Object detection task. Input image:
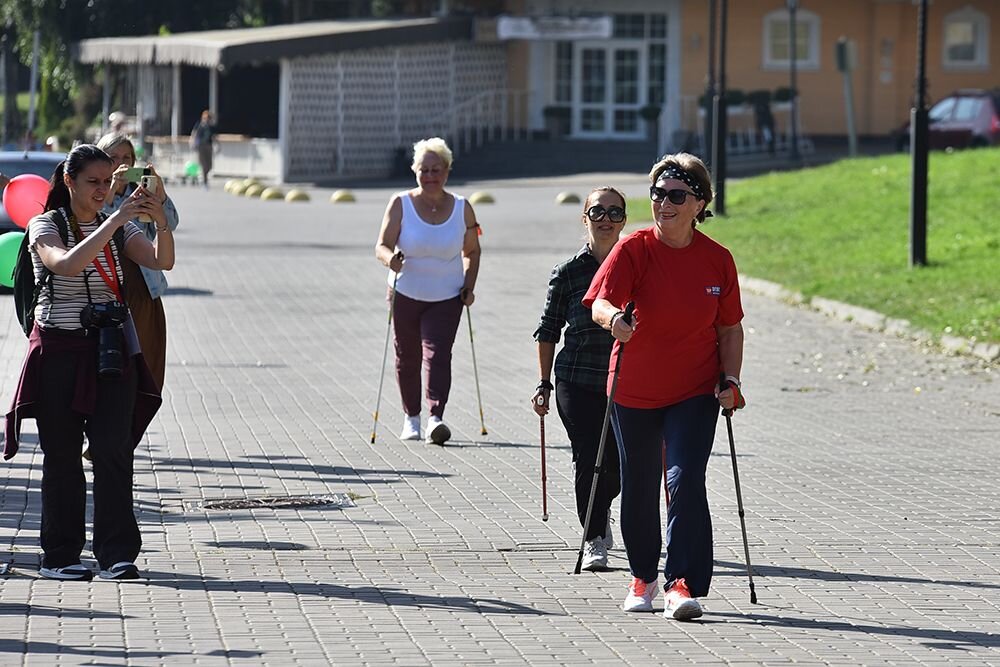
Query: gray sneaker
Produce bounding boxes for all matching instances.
[39,563,93,581]
[581,538,609,571]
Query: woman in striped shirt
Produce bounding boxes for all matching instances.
[4,144,174,581]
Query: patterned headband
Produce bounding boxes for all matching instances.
[657,165,705,200]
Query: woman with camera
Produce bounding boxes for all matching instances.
[3,144,174,581]
[97,132,179,389]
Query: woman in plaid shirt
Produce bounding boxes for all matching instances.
[531,186,627,571]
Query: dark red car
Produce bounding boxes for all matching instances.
[895,89,1000,151]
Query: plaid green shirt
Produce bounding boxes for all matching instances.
[533,246,614,393]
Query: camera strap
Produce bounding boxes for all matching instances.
[68,213,123,303]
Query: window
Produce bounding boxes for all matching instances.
[554,42,573,104]
[952,97,984,122]
[762,9,820,70]
[943,8,989,69]
[928,97,957,122]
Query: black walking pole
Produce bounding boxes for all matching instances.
[720,373,757,603]
[538,403,548,522]
[574,302,634,575]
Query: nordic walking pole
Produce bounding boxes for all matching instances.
[720,373,757,604]
[537,398,548,521]
[574,302,633,574]
[370,254,402,444]
[465,304,487,436]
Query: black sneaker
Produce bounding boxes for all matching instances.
[39,564,93,581]
[99,561,140,580]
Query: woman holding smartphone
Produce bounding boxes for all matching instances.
[97,132,179,390]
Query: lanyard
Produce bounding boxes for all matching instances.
[70,214,123,303]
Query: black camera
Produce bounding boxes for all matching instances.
[80,302,129,378]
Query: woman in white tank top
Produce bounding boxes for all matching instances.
[375,137,482,445]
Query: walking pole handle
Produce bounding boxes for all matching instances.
[621,302,635,326]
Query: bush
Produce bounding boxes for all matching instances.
[542,105,571,120]
[639,104,662,122]
[774,87,798,102]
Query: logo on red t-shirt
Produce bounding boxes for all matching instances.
[705,286,721,296]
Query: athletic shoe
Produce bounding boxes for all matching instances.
[426,416,451,445]
[623,576,658,612]
[399,415,421,441]
[99,562,140,580]
[664,578,703,621]
[39,563,93,581]
[581,538,609,571]
[602,517,614,551]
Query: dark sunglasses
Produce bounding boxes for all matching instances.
[650,186,699,205]
[586,205,626,223]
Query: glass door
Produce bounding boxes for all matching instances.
[573,42,646,139]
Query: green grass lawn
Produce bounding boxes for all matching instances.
[627,148,1000,343]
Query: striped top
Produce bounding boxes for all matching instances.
[27,209,141,330]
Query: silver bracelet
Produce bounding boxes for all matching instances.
[155,224,170,233]
[609,310,625,330]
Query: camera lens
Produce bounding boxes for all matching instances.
[97,326,125,378]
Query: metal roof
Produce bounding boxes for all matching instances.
[74,17,472,69]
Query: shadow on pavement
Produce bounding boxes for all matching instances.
[0,603,126,620]
[142,574,556,616]
[149,456,453,482]
[0,639,185,659]
[716,559,1000,591]
[710,610,1000,651]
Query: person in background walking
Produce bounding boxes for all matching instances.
[190,110,216,188]
[97,132,179,390]
[583,153,746,621]
[3,144,173,581]
[374,137,481,445]
[531,186,627,571]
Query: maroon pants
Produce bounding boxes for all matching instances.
[392,292,464,419]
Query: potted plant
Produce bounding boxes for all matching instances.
[773,87,797,108]
[543,105,571,139]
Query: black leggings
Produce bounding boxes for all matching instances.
[555,380,621,541]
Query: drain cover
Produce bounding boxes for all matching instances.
[198,494,356,511]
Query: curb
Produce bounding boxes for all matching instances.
[740,276,999,365]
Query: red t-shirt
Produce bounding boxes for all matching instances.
[583,227,743,409]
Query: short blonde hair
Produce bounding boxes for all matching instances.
[96,132,136,165]
[411,137,453,172]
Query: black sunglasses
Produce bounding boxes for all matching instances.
[586,205,626,223]
[650,186,698,205]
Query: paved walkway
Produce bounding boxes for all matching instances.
[1,176,998,665]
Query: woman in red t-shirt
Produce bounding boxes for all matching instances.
[583,153,746,621]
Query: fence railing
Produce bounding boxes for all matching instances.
[443,89,536,157]
[680,95,815,157]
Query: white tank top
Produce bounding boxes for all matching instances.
[388,192,466,302]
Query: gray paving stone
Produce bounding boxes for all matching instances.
[1,177,998,665]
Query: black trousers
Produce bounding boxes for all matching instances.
[555,380,621,541]
[35,346,140,569]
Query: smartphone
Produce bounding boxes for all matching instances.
[138,172,159,223]
[124,166,149,183]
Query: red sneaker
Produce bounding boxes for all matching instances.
[663,578,703,621]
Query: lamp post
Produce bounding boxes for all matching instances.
[787,0,800,164]
[910,0,929,267]
[704,0,717,164]
[711,0,728,215]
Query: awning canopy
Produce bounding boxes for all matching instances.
[74,17,472,69]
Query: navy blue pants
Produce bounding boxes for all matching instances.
[611,394,719,597]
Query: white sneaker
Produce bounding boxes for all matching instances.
[623,576,658,612]
[426,416,451,445]
[399,415,421,441]
[663,578,703,621]
[602,517,614,551]
[581,538,609,571]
